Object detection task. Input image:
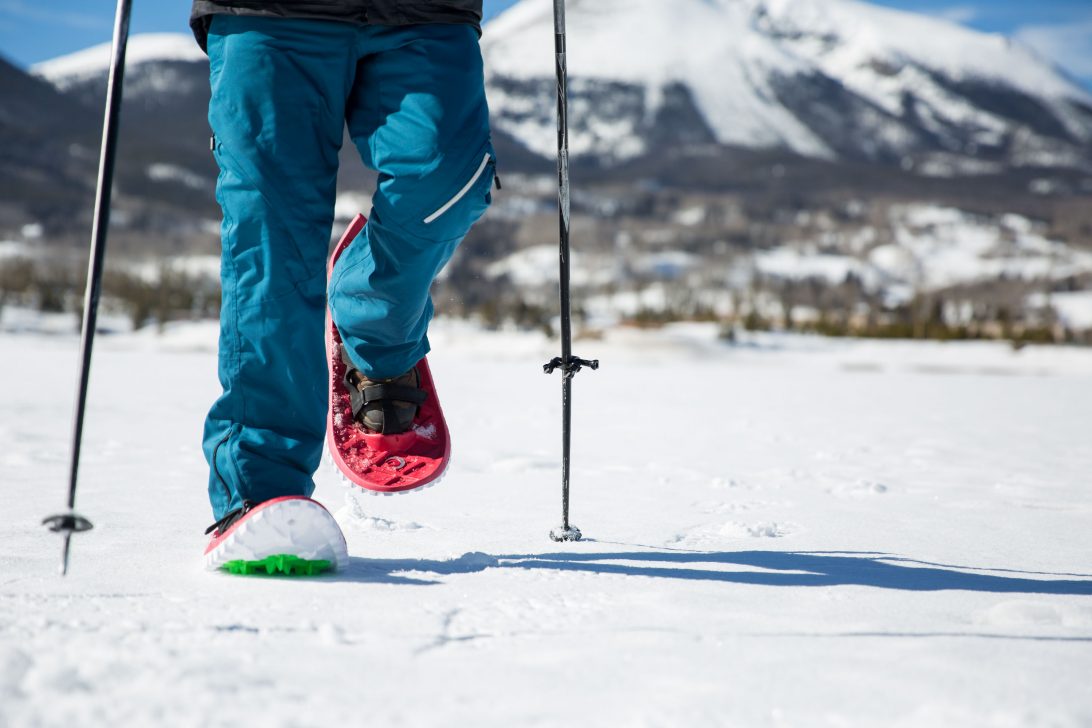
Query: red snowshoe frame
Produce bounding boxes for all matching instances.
[325,214,451,495]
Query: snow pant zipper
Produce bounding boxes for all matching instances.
[423,152,494,224]
[211,429,233,511]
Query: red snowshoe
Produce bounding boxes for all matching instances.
[326,214,452,495]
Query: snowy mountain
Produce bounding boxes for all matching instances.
[30,33,212,159]
[20,35,220,238]
[6,21,1092,348]
[0,55,101,233]
[482,0,1092,172]
[32,33,207,93]
[25,34,385,234]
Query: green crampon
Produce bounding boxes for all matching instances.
[221,554,333,577]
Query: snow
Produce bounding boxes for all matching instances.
[488,0,1080,110]
[673,205,707,227]
[0,241,32,260]
[484,0,832,157]
[122,255,222,285]
[31,34,206,89]
[485,243,559,286]
[485,244,615,288]
[751,206,1092,303]
[482,0,1092,159]
[334,192,372,222]
[488,245,701,286]
[0,308,133,336]
[146,163,209,191]
[1029,291,1092,330]
[2,320,1092,725]
[759,0,1090,103]
[755,246,869,285]
[888,206,1092,290]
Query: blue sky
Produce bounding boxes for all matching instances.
[1,0,1090,87]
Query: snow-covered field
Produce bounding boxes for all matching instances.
[3,320,1092,727]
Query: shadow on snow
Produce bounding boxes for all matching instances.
[335,546,1092,595]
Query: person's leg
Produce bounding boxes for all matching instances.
[203,16,357,519]
[329,24,495,380]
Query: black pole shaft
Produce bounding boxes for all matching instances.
[544,0,595,542]
[553,0,574,532]
[66,0,131,510]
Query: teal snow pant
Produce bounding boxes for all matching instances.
[202,16,495,519]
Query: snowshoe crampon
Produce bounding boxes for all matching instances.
[326,214,452,495]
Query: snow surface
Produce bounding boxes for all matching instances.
[3,320,1092,726]
[31,34,206,89]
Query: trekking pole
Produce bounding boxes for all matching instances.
[543,0,598,543]
[42,0,133,575]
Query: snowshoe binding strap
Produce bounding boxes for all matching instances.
[341,353,428,435]
[205,500,255,536]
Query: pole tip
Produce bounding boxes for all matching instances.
[43,512,93,577]
[550,525,583,542]
[59,533,72,577]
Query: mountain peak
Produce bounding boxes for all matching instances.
[31,33,205,89]
[485,0,1088,102]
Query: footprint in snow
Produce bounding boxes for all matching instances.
[336,493,426,531]
[669,520,798,547]
[485,455,556,473]
[698,500,789,514]
[726,521,796,538]
[827,480,890,497]
[974,600,1092,629]
[0,647,31,699]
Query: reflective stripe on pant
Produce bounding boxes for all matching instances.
[203,16,493,519]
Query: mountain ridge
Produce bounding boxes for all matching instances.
[31,34,207,91]
[11,1,1092,242]
[482,0,1092,171]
